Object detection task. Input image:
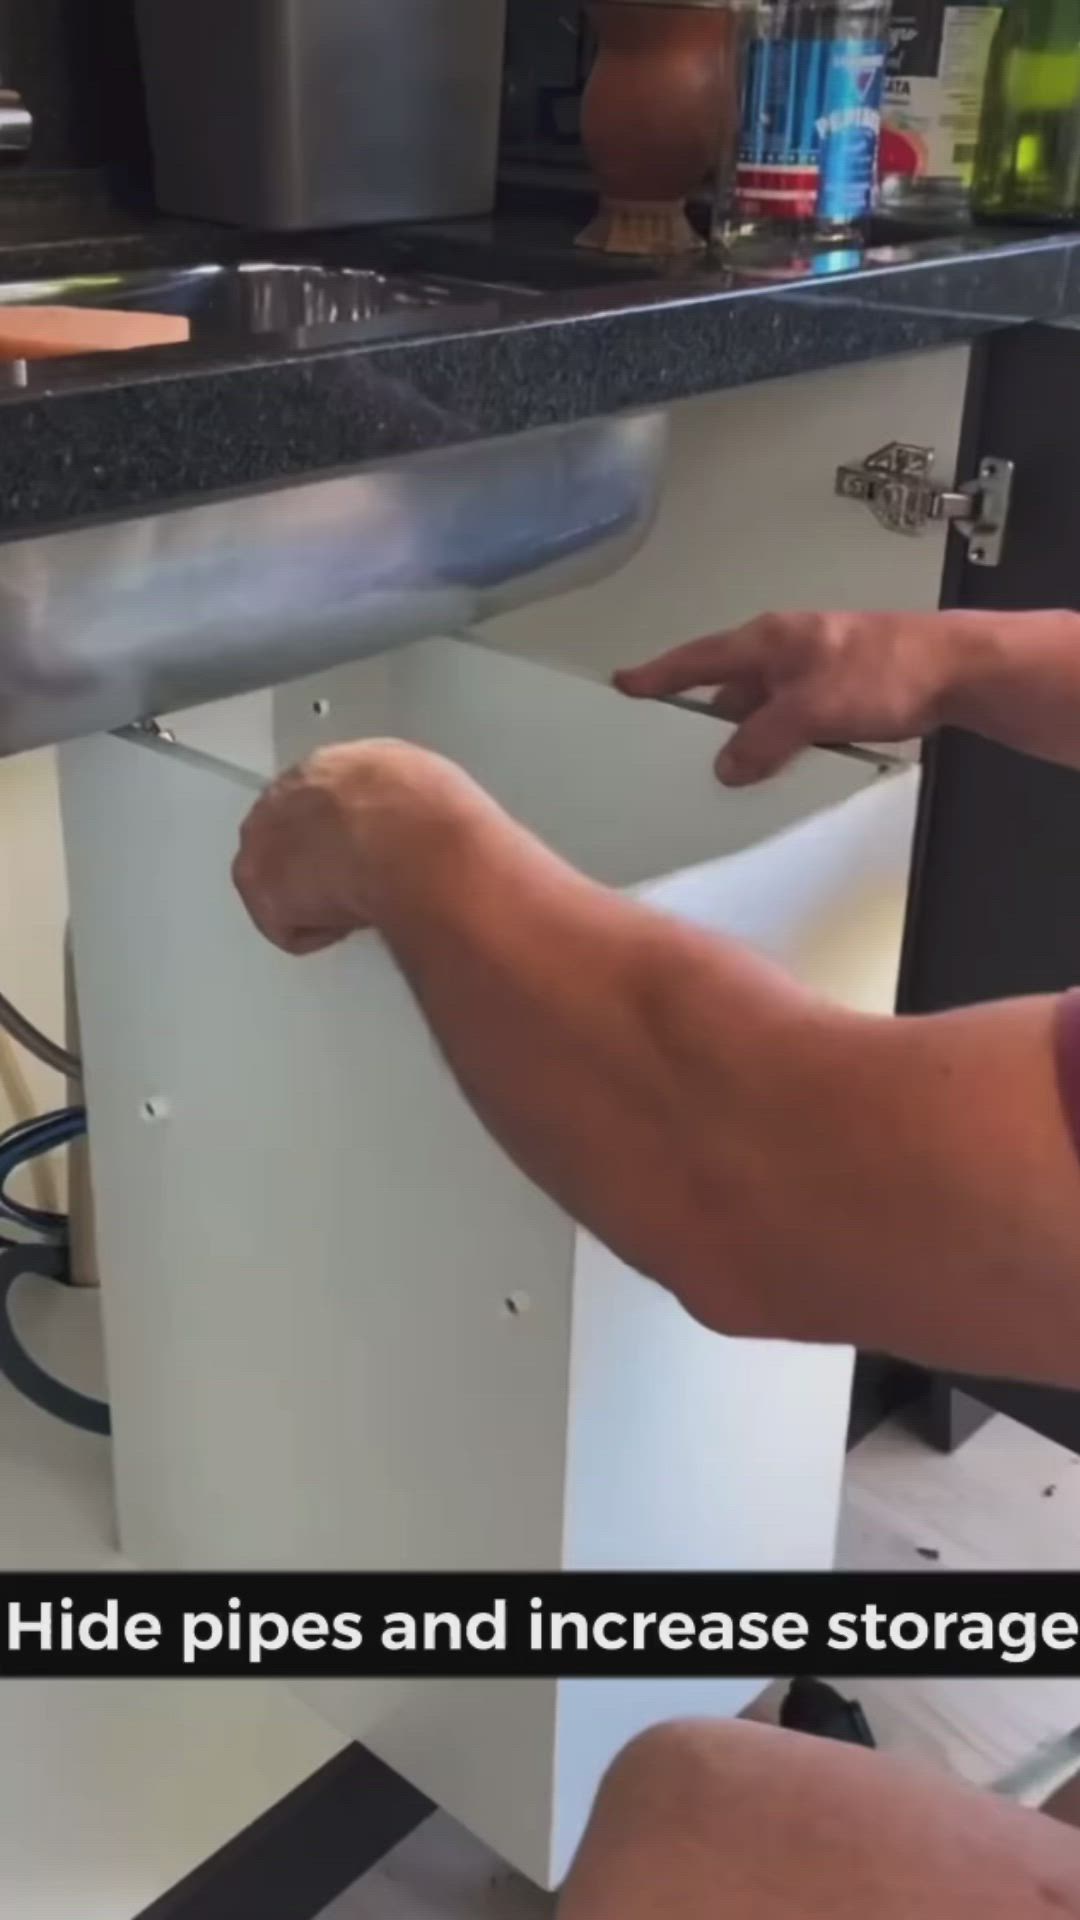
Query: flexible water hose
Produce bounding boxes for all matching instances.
[0,988,81,1082]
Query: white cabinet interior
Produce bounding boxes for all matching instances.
[56,346,969,1889]
[470,347,969,692]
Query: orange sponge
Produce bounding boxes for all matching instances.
[0,305,191,359]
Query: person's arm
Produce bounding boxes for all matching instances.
[233,742,1080,1388]
[614,608,1080,785]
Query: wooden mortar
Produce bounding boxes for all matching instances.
[578,0,740,256]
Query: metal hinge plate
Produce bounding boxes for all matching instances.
[835,442,1014,567]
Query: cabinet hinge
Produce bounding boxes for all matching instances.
[835,442,1014,568]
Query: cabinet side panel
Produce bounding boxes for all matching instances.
[59,732,573,1577]
[60,728,571,1882]
[552,769,922,1882]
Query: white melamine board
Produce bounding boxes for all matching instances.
[248,635,891,891]
[60,633,916,1884]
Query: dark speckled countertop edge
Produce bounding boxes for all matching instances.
[1,198,1079,541]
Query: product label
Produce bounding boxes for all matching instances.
[736,32,829,219]
[817,39,887,225]
[736,30,886,224]
[882,2,1002,184]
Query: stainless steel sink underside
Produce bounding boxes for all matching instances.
[0,265,668,755]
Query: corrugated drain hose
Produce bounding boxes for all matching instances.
[0,1100,109,1434]
[0,1243,110,1436]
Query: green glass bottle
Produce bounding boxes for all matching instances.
[972,0,1080,219]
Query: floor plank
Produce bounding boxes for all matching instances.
[829,1410,1080,1787]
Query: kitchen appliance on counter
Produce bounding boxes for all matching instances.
[134,0,508,229]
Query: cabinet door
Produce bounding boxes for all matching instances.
[898,321,1080,1452]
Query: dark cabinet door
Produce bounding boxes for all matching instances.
[897,319,1080,1454]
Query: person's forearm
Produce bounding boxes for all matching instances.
[942,608,1080,768]
[373,786,1080,1384]
[378,794,818,1334]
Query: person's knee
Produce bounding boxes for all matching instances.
[592,1717,742,1832]
[560,1720,753,1915]
[585,1720,1080,1920]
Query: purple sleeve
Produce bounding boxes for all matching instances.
[1055,993,1080,1165]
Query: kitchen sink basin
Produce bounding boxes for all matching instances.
[0,261,533,346]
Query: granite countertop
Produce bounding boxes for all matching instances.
[1,174,1079,539]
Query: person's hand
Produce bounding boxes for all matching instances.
[232,739,477,955]
[614,610,965,786]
